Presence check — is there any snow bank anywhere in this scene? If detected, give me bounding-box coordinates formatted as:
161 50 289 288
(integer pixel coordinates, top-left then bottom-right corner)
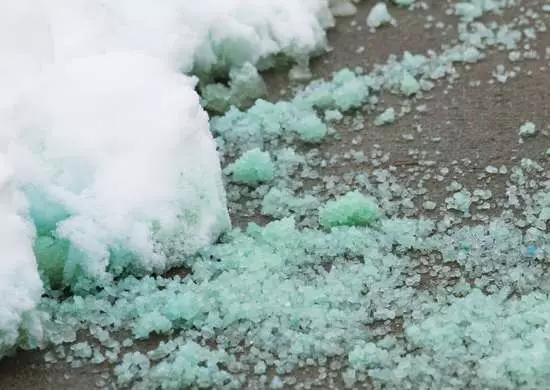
7 0 335 76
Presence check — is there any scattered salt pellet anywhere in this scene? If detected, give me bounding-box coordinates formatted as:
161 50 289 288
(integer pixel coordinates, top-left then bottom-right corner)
492 65 508 83
519 121 537 137
485 165 498 174
423 201 437 210
374 108 396 126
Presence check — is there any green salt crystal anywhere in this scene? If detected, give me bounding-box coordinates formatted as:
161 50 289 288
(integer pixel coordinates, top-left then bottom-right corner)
291 113 328 143
319 191 381 228
519 121 537 137
374 107 396 126
400 71 420 96
230 149 275 185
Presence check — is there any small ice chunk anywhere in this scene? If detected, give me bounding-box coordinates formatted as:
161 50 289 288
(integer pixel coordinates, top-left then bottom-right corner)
454 2 483 21
367 3 395 29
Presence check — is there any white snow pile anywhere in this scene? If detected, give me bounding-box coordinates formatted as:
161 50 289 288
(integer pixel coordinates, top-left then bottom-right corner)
21 0 338 75
0 0 349 356
14 53 230 286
